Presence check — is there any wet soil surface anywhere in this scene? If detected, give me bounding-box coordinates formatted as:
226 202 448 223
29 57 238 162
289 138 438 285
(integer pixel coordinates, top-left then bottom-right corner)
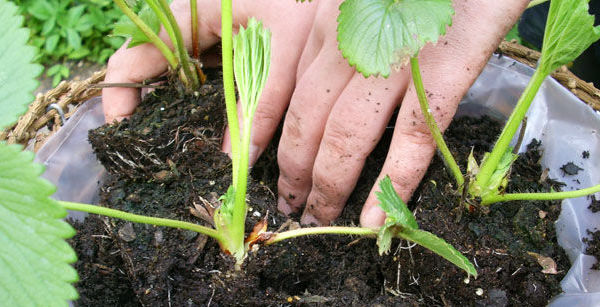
72 72 570 306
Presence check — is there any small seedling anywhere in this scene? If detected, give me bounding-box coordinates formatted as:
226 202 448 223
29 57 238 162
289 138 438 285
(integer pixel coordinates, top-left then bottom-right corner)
336 0 600 207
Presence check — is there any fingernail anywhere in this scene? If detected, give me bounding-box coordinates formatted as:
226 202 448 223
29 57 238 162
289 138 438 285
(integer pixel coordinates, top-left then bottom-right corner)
300 212 322 226
360 206 386 228
277 196 293 215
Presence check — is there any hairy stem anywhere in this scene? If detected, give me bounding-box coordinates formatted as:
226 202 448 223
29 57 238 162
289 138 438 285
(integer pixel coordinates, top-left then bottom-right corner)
221 0 240 183
475 68 546 192
59 201 223 241
157 0 199 88
266 226 377 245
410 57 464 188
113 0 177 68
481 184 600 205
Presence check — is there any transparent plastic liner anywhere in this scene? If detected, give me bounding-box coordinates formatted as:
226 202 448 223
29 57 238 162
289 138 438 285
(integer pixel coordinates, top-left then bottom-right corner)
36 55 600 304
459 55 600 305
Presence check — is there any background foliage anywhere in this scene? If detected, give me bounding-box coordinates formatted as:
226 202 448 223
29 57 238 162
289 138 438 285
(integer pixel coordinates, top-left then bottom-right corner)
12 0 126 86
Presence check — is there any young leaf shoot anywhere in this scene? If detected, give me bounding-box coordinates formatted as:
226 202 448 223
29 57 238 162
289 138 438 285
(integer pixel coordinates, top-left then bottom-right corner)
214 17 272 264
475 0 600 204
376 177 477 277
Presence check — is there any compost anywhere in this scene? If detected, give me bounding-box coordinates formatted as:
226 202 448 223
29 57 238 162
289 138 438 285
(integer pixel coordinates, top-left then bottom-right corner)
71 70 569 306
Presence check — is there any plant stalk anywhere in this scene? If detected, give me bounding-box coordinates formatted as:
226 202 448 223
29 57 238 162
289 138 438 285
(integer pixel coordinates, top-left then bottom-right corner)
59 201 224 241
144 0 179 55
221 0 240 183
231 116 253 251
475 68 546 193
157 0 199 88
113 0 178 69
481 184 600 205
266 226 377 245
410 57 464 188
527 0 550 9
191 0 199 59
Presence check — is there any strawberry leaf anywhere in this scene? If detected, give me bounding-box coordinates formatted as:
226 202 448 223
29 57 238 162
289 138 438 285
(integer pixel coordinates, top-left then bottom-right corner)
337 0 453 77
0 144 79 306
0 0 43 129
538 0 600 75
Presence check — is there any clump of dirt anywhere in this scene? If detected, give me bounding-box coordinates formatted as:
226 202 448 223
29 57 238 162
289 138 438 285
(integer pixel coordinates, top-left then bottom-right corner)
588 196 600 213
73 74 570 306
583 229 600 270
560 162 584 176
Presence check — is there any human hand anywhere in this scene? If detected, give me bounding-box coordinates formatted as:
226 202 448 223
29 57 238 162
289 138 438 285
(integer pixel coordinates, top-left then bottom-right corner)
102 0 528 228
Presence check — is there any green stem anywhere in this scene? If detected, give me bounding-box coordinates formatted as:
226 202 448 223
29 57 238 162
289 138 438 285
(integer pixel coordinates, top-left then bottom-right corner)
191 0 199 59
145 0 179 55
113 0 178 69
221 0 240 183
527 0 550 9
231 116 253 252
59 201 223 241
481 184 600 205
475 68 546 193
410 57 464 188
157 0 199 88
266 226 377 245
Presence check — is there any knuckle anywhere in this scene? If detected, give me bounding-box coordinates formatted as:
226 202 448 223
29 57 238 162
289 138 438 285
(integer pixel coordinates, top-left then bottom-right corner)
277 149 310 180
282 107 304 140
398 122 435 146
323 120 361 159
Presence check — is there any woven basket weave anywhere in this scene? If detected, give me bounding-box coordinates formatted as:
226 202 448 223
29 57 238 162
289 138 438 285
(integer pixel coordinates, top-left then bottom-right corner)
1 41 599 151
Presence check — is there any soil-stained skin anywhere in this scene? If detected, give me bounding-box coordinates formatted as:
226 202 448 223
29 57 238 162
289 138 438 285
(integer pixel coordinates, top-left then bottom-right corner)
76 70 568 306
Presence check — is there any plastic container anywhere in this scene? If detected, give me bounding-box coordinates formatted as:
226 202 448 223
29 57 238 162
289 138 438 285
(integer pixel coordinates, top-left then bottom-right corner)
36 55 600 304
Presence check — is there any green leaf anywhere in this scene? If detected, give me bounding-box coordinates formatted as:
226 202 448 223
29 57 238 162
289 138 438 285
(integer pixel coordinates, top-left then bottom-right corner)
66 28 82 50
45 34 60 53
0 0 43 129
214 185 236 231
376 176 418 229
473 148 518 199
377 221 396 255
0 143 79 306
399 227 477 277
374 177 476 276
41 16 57 36
337 0 454 77
538 0 600 74
68 47 91 60
233 17 272 119
113 3 160 48
26 0 52 20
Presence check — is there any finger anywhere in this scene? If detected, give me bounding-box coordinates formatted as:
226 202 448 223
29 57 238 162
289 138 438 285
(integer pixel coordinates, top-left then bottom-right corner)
103 43 169 123
359 0 529 227
103 0 222 123
299 71 410 225
276 2 355 215
221 2 318 165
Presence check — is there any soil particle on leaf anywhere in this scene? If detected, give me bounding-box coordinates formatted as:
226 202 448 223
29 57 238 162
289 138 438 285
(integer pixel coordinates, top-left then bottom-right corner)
560 162 584 176
583 229 600 270
80 70 569 306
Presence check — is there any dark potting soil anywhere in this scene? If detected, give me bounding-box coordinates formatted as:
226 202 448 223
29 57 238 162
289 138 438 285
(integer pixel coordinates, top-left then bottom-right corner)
72 71 570 306
583 229 600 270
